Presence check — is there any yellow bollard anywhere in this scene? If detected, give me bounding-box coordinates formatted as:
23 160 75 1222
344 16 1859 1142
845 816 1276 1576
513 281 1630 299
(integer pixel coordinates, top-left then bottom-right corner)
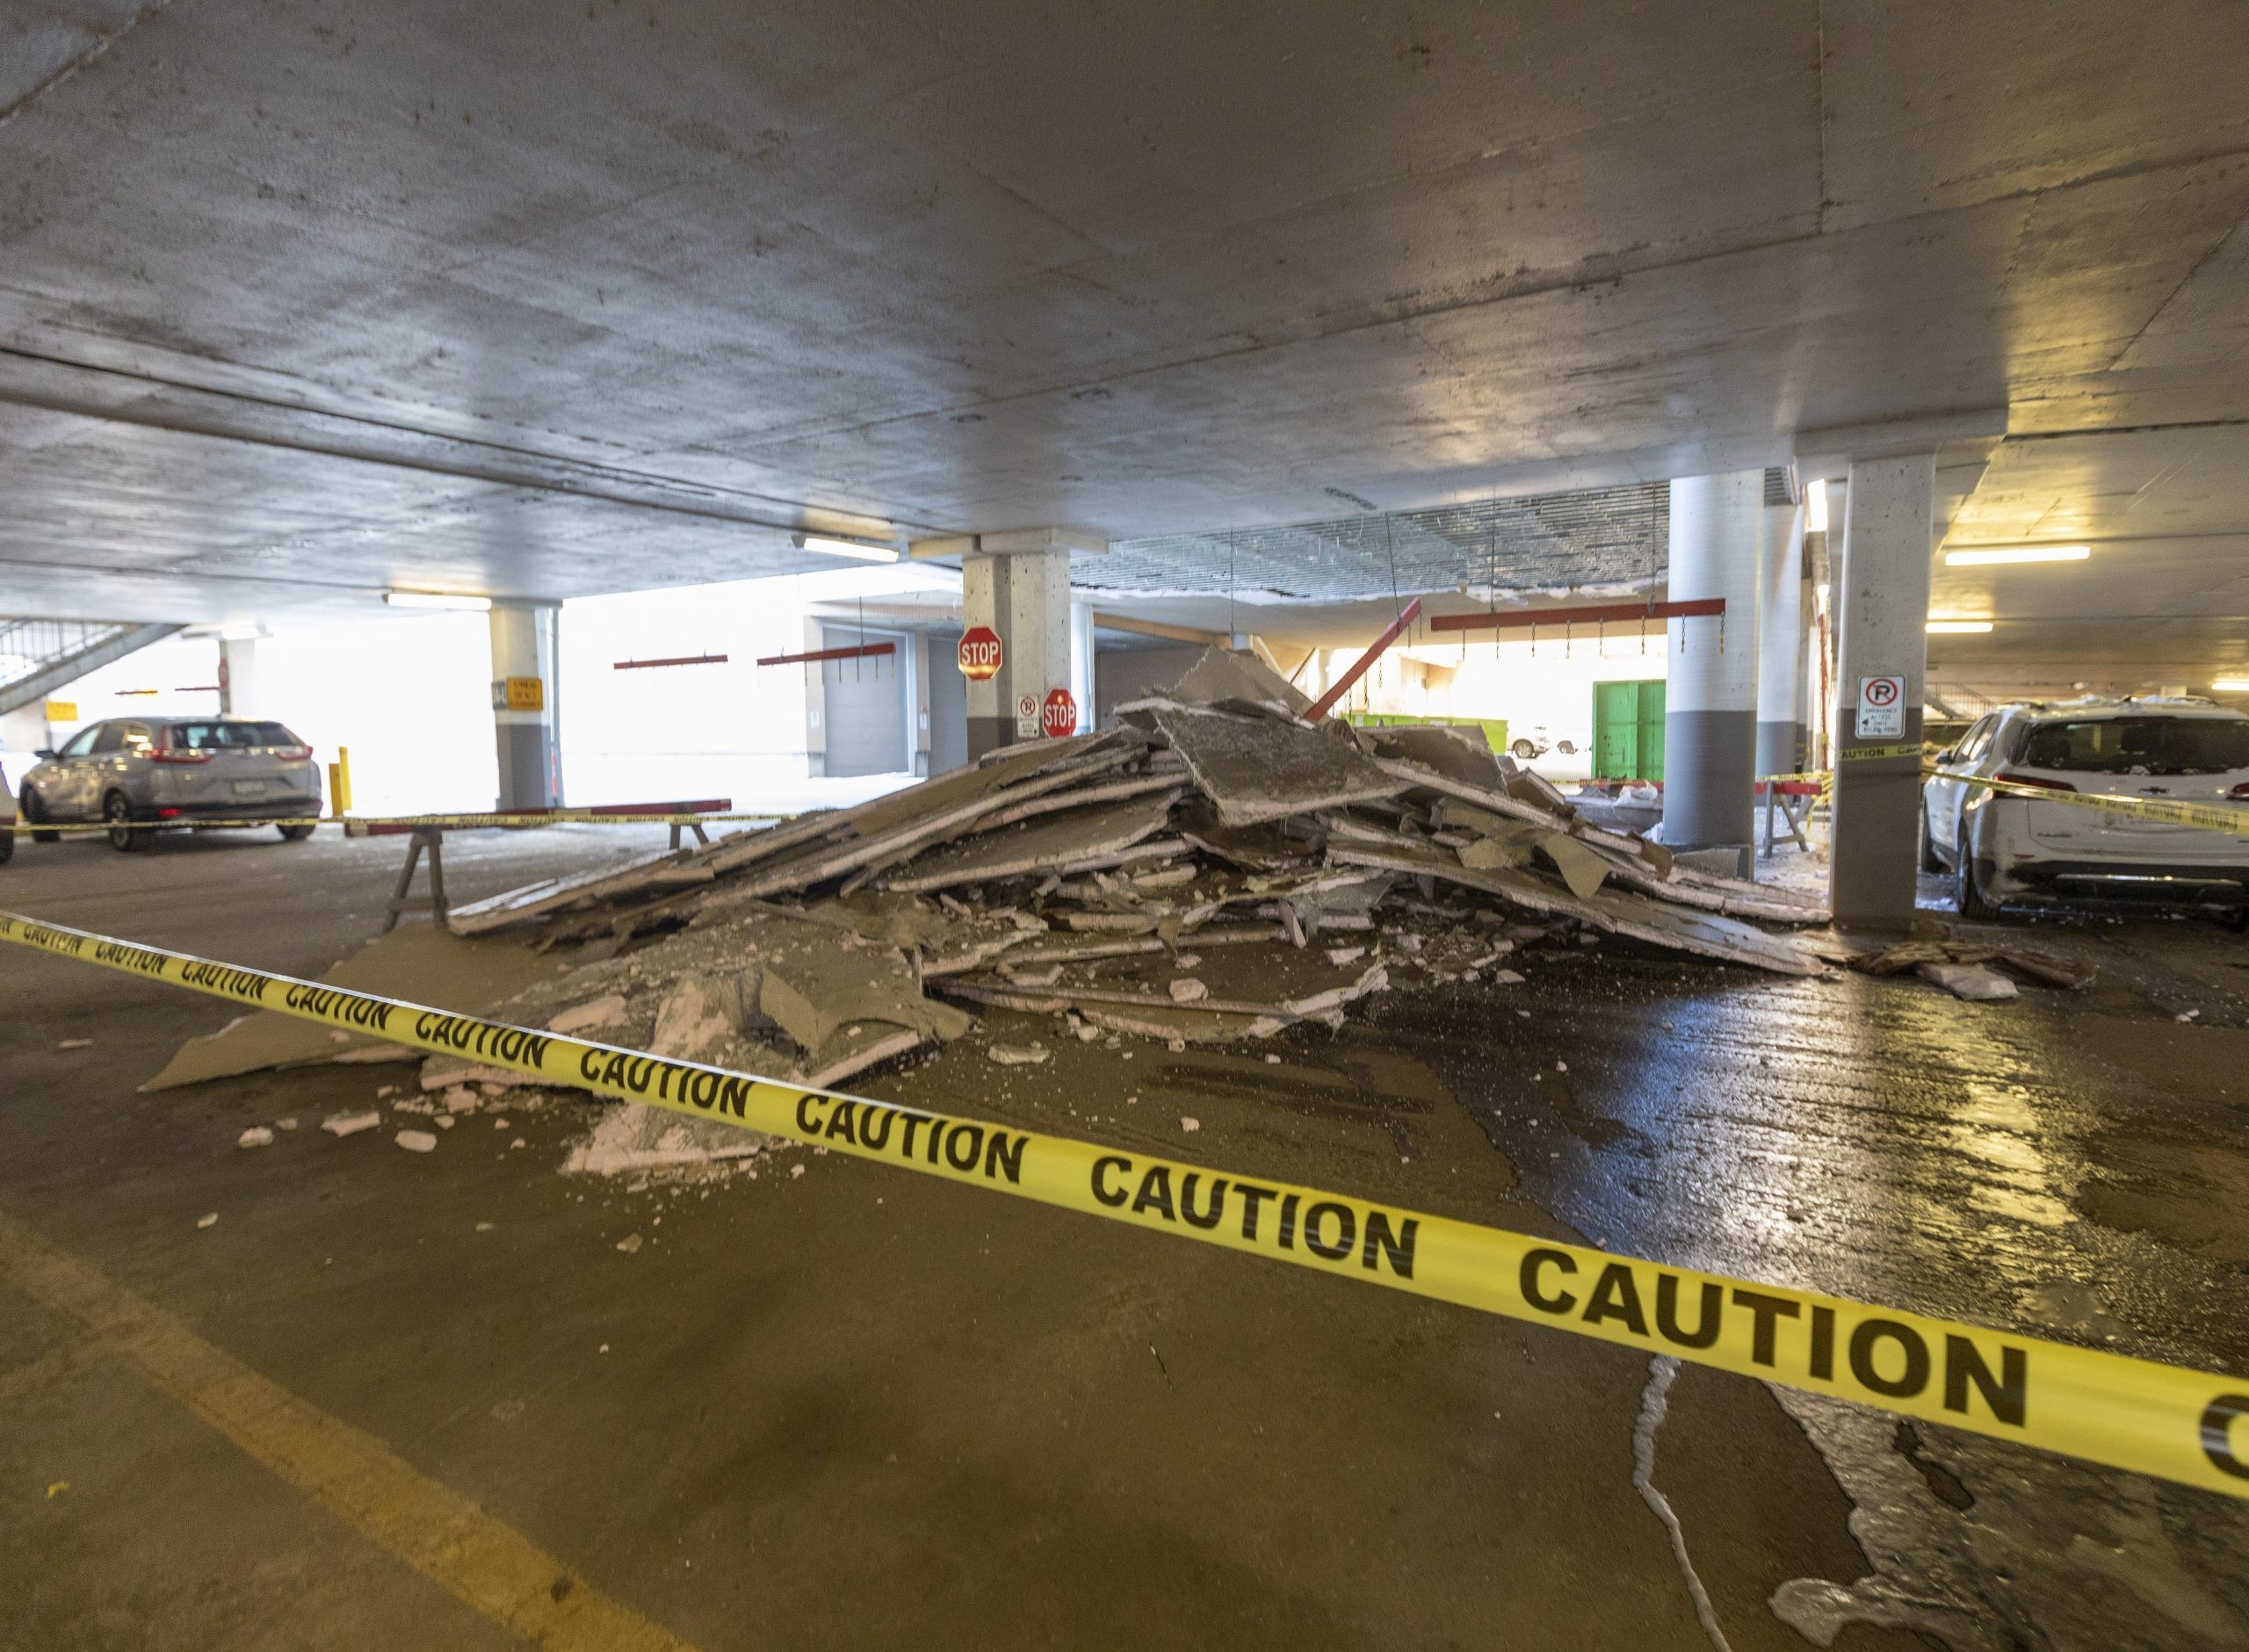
328 746 354 817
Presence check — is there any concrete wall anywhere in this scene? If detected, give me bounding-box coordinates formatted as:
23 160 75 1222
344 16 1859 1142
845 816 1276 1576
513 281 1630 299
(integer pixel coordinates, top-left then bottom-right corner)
1095 643 1204 727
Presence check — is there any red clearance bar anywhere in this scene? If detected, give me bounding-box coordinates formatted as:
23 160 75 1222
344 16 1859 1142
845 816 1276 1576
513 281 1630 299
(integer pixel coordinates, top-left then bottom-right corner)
614 653 728 670
1428 598 1725 632
351 798 734 837
756 642 897 667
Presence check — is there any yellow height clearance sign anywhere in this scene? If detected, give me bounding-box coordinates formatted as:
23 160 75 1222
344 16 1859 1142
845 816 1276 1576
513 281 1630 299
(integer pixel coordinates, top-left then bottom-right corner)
4 908 2246 1502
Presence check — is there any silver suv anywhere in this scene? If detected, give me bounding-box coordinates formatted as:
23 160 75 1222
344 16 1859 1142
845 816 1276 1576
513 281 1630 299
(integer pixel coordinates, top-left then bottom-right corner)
18 717 322 851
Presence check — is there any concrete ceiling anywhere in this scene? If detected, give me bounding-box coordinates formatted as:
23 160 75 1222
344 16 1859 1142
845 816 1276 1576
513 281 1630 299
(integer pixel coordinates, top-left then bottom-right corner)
3 0 2247 685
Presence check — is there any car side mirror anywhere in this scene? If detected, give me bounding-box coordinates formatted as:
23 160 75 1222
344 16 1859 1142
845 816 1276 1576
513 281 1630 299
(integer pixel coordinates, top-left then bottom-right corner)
1936 748 1956 764
33 749 54 760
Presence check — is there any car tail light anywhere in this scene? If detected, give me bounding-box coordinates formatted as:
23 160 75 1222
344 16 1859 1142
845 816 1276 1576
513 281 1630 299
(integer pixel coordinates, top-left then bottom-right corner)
156 806 184 819
2230 783 2249 800
1994 772 2075 792
273 744 313 761
149 747 212 764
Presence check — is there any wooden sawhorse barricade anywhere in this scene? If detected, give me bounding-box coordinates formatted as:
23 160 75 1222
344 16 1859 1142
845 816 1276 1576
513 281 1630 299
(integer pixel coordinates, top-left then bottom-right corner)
351 798 730 933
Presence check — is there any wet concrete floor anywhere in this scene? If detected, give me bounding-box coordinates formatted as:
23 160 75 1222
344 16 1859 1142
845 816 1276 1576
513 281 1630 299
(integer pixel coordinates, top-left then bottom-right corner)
2 826 2245 1649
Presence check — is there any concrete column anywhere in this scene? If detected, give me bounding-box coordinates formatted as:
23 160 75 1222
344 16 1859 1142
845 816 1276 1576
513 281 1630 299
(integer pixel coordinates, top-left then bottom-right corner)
1755 500 1806 776
1069 598 1095 735
218 636 262 718
962 546 1072 760
1660 471 1763 868
488 602 562 810
1830 454 1934 929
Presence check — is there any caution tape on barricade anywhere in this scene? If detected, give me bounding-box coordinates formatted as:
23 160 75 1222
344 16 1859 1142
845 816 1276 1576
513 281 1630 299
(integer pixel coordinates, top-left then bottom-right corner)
4 909 2245 1499
18 808 788 837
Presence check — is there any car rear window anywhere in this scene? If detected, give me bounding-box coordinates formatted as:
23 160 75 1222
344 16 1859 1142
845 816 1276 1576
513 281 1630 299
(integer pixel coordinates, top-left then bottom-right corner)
2013 717 2249 776
169 721 302 751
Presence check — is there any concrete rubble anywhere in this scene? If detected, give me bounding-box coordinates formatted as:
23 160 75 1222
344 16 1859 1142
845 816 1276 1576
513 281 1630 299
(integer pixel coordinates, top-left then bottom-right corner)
438 649 1836 1140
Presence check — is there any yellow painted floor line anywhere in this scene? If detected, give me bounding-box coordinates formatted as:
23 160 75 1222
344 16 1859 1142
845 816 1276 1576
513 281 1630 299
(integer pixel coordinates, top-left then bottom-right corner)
0 1210 696 1652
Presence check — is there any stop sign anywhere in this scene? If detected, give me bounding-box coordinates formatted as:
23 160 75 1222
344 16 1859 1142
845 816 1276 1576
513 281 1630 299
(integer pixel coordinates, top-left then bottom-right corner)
1042 687 1078 739
957 626 1002 681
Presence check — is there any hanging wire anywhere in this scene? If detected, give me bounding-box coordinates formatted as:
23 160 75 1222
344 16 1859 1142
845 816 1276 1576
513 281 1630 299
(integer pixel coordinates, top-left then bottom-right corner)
1228 530 1239 647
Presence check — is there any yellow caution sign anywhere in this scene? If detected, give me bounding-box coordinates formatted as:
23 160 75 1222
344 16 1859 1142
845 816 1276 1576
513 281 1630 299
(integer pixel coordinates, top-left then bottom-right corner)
44 700 77 723
4 910 2245 1501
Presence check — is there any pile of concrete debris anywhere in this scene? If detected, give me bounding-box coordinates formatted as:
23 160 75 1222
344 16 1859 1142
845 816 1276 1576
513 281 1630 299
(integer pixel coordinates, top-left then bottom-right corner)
452 649 1831 1158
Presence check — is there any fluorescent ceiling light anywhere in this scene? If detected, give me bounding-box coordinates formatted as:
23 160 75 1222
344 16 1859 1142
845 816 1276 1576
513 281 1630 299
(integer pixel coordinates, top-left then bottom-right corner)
386 589 491 610
1943 545 2090 566
1927 619 1994 633
2212 678 2249 693
793 532 900 563
1805 482 1828 533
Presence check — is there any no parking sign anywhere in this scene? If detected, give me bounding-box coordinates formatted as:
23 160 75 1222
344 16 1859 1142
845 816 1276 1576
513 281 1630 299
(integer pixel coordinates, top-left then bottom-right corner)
1856 675 1905 739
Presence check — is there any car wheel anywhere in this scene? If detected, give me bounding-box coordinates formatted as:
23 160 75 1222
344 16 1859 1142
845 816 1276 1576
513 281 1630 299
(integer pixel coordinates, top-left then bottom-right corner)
1955 841 2000 920
103 792 148 853
1510 739 1537 760
23 791 60 844
276 822 316 841
1556 739 1577 755
1918 806 1944 874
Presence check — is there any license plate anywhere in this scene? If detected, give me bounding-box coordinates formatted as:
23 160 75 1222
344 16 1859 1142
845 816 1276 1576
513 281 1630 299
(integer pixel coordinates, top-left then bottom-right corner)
231 780 269 797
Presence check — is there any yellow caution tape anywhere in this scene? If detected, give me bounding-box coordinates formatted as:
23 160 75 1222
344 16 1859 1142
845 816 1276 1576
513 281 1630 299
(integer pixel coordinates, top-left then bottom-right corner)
1833 743 1927 763
1956 774 2249 838
18 808 788 837
4 907 2246 1500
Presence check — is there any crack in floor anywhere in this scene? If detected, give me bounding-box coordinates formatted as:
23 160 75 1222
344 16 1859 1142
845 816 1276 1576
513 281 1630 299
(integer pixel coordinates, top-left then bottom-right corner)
1631 1354 1735 1652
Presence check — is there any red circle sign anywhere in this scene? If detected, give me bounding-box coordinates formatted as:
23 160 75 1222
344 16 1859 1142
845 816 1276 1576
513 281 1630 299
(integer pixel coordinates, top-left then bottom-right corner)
1041 687 1078 739
1864 676 1900 708
958 626 1002 681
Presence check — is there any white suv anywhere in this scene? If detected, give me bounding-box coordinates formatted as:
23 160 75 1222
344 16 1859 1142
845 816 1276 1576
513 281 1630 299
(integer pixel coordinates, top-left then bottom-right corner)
1921 697 2249 919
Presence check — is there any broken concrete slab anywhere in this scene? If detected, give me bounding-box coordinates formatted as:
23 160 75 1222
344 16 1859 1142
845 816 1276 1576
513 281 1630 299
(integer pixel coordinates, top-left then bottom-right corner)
1536 831 1612 900
880 790 1181 894
1918 960 2020 1000
1150 704 1406 826
1158 645 1313 719
1327 841 1822 976
142 923 564 1091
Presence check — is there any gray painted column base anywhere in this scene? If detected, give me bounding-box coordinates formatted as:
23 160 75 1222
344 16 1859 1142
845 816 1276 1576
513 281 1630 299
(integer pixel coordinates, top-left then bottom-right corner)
1661 707 1756 851
966 715 1017 762
495 723 556 812
1830 711 1925 930
1754 720 1801 778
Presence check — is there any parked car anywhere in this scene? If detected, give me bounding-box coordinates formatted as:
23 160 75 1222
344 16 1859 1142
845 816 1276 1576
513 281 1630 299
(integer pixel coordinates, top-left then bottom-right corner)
1920 697 2249 919
18 717 322 852
1508 725 1580 761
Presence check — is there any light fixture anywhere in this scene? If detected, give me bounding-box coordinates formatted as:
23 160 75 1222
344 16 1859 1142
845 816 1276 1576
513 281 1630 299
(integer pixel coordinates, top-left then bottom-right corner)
1927 619 1994 634
2213 678 2249 693
1943 545 2090 566
385 590 492 610
792 532 900 564
1805 481 1828 533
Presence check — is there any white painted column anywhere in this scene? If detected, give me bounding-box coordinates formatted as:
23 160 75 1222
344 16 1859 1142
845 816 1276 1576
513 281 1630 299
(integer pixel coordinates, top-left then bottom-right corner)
1069 598 1096 735
218 636 263 718
488 602 562 809
1660 471 1763 868
1755 499 1806 776
1830 454 1934 929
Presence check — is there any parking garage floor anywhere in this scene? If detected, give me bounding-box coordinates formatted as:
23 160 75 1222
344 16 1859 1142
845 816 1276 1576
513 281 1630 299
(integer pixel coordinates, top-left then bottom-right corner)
4 826 2247 1651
